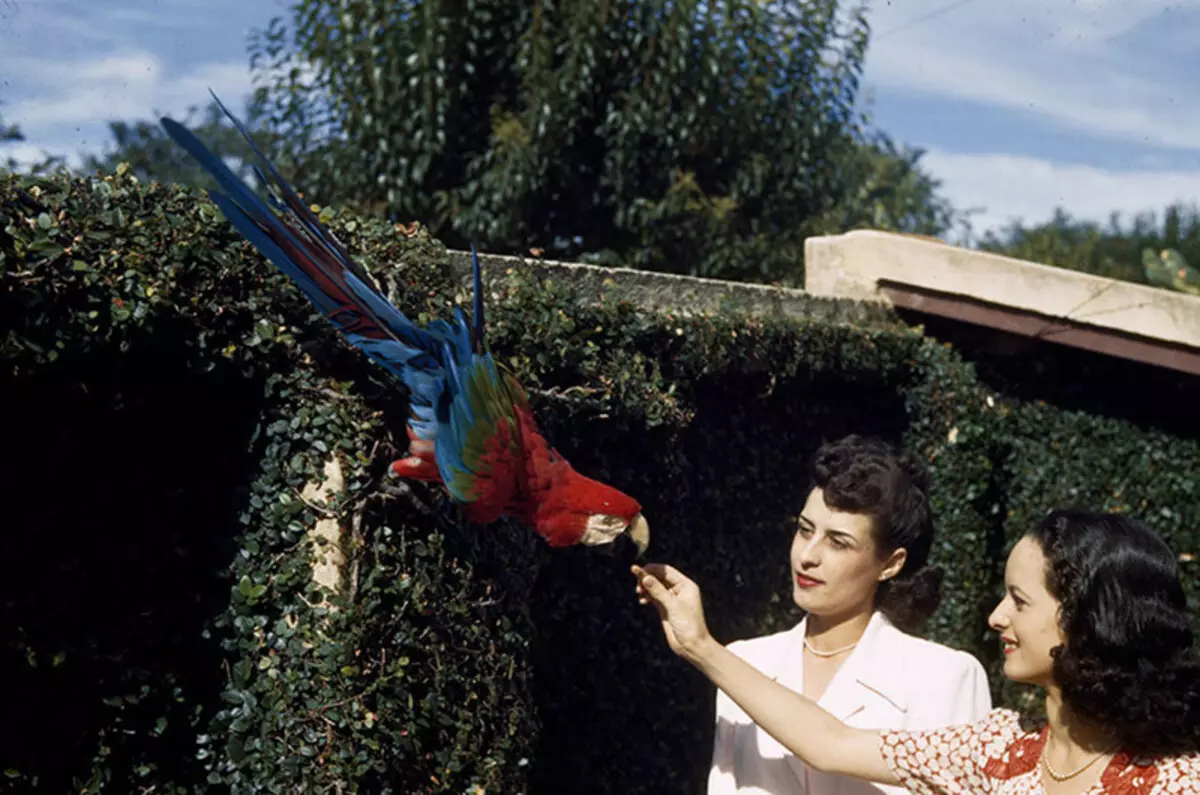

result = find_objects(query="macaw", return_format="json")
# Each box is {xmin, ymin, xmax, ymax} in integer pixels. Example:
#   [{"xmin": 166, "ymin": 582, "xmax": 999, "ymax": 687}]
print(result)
[{"xmin": 160, "ymin": 94, "xmax": 649, "ymax": 556}]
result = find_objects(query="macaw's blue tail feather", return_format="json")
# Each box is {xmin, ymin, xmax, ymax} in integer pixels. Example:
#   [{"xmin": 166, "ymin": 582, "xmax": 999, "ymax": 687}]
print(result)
[
  {"xmin": 205, "ymin": 89, "xmax": 365, "ymax": 283},
  {"xmin": 160, "ymin": 100, "xmax": 475, "ymax": 416},
  {"xmin": 470, "ymin": 244, "xmax": 485, "ymax": 354},
  {"xmin": 161, "ymin": 93, "xmax": 505, "ymax": 492}
]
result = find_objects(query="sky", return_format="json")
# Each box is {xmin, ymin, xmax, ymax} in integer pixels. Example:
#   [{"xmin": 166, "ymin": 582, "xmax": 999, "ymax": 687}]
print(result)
[{"xmin": 2, "ymin": 0, "xmax": 1198, "ymax": 242}]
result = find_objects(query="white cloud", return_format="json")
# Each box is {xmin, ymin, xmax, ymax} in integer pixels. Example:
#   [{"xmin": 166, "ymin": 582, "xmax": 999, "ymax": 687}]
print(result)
[
  {"xmin": 923, "ymin": 148, "xmax": 1200, "ymax": 237},
  {"xmin": 2, "ymin": 51, "xmax": 253, "ymax": 165},
  {"xmin": 9, "ymin": 53, "xmax": 249, "ymax": 128},
  {"xmin": 0, "ymin": 0, "xmax": 269, "ymax": 162},
  {"xmin": 870, "ymin": 0, "xmax": 1199, "ymax": 53},
  {"xmin": 863, "ymin": 0, "xmax": 1200, "ymax": 150},
  {"xmin": 2, "ymin": 141, "xmax": 72, "ymax": 169}
]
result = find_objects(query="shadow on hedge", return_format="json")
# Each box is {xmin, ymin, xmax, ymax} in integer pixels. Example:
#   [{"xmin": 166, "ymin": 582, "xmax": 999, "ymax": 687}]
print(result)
[
  {"xmin": 0, "ymin": 337, "xmax": 263, "ymax": 791},
  {"xmin": 901, "ymin": 311, "xmax": 1200, "ymax": 441}
]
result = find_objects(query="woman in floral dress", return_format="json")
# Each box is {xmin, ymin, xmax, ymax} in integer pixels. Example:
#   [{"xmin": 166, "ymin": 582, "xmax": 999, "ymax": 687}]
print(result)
[{"xmin": 634, "ymin": 509, "xmax": 1200, "ymax": 794}]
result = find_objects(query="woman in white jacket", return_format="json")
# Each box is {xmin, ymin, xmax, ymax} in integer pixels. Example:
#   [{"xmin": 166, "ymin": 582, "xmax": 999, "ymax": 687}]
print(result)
[{"xmin": 707, "ymin": 435, "xmax": 991, "ymax": 795}]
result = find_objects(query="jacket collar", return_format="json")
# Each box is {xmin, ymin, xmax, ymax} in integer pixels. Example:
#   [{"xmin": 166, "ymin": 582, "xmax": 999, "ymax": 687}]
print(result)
[{"xmin": 774, "ymin": 611, "xmax": 909, "ymax": 718}]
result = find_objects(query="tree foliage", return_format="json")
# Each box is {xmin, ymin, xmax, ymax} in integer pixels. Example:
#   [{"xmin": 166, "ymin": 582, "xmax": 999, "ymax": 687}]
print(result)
[
  {"xmin": 244, "ymin": 0, "xmax": 958, "ymax": 284},
  {"xmin": 810, "ymin": 128, "xmax": 966, "ymax": 242},
  {"xmin": 1, "ymin": 114, "xmax": 21, "ymax": 144},
  {"xmin": 5, "ymin": 1, "xmax": 964, "ymax": 285},
  {"xmin": 978, "ymin": 203, "xmax": 1200, "ymax": 294},
  {"xmin": 1, "ymin": 110, "xmax": 26, "ymax": 172}
]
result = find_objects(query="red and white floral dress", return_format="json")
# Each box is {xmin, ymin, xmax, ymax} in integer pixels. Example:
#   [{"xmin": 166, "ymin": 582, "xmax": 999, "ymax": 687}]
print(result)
[{"xmin": 878, "ymin": 708, "xmax": 1200, "ymax": 794}]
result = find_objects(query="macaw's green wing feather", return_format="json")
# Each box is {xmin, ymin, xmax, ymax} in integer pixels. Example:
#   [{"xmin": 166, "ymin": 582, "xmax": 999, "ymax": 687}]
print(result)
[{"xmin": 435, "ymin": 353, "xmax": 530, "ymax": 514}]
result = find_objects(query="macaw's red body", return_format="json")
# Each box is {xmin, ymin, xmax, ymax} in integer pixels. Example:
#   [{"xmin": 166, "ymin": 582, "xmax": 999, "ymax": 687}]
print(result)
[
  {"xmin": 161, "ymin": 93, "xmax": 649, "ymax": 555},
  {"xmin": 394, "ymin": 392, "xmax": 647, "ymax": 549}
]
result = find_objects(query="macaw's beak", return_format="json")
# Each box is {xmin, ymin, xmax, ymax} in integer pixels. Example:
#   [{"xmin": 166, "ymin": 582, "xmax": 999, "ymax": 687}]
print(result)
[
  {"xmin": 626, "ymin": 513, "xmax": 650, "ymax": 558},
  {"xmin": 587, "ymin": 512, "xmax": 650, "ymax": 563}
]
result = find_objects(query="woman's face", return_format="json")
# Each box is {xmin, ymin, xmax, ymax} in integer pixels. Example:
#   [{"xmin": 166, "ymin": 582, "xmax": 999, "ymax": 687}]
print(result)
[
  {"xmin": 987, "ymin": 535, "xmax": 1066, "ymax": 686},
  {"xmin": 789, "ymin": 487, "xmax": 906, "ymax": 619}
]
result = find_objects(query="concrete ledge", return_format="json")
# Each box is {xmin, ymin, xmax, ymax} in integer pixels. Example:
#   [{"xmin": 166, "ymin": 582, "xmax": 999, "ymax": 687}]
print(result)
[
  {"xmin": 444, "ymin": 249, "xmax": 900, "ymax": 329},
  {"xmin": 805, "ymin": 230, "xmax": 1200, "ymax": 375},
  {"xmin": 301, "ymin": 455, "xmax": 347, "ymax": 606}
]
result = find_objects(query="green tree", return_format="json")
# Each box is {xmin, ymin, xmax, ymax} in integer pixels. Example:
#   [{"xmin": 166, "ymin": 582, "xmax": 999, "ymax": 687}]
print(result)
[
  {"xmin": 979, "ymin": 203, "xmax": 1200, "ymax": 291},
  {"xmin": 2, "ymin": 110, "xmax": 25, "ymax": 172},
  {"xmin": 245, "ymin": 0, "xmax": 953, "ymax": 284},
  {"xmin": 1, "ymin": 105, "xmax": 71, "ymax": 175},
  {"xmin": 811, "ymin": 129, "xmax": 969, "ymax": 242},
  {"xmin": 1, "ymin": 114, "xmax": 21, "ymax": 143}
]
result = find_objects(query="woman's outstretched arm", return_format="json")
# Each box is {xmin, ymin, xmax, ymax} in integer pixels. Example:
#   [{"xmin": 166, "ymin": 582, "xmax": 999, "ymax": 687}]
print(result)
[{"xmin": 633, "ymin": 563, "xmax": 899, "ymax": 784}]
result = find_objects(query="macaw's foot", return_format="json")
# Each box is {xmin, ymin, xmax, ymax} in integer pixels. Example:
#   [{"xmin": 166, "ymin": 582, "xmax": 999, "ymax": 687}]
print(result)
[
  {"xmin": 390, "ymin": 456, "xmax": 441, "ymax": 481},
  {"xmin": 378, "ymin": 475, "xmax": 433, "ymax": 513}
]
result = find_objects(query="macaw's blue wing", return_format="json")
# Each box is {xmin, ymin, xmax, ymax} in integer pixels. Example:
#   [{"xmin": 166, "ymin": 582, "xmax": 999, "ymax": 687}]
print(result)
[{"xmin": 160, "ymin": 93, "xmax": 518, "ymax": 491}]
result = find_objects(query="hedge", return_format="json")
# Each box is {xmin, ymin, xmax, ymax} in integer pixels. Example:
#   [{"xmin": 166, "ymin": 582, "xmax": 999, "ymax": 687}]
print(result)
[{"xmin": 1, "ymin": 167, "xmax": 1195, "ymax": 794}]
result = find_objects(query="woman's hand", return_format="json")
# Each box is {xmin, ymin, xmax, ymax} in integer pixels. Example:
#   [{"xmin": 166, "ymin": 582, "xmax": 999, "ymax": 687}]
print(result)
[
  {"xmin": 632, "ymin": 563, "xmax": 718, "ymax": 663},
  {"xmin": 632, "ymin": 565, "xmax": 898, "ymax": 787}
]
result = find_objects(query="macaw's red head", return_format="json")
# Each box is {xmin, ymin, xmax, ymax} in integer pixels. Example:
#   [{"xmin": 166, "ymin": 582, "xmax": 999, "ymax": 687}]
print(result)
[{"xmin": 529, "ymin": 468, "xmax": 649, "ymax": 557}]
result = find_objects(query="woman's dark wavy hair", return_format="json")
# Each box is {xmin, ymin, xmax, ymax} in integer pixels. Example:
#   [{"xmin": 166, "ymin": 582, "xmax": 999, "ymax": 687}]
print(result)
[
  {"xmin": 1027, "ymin": 509, "xmax": 1200, "ymax": 756},
  {"xmin": 809, "ymin": 435, "xmax": 940, "ymax": 634}
]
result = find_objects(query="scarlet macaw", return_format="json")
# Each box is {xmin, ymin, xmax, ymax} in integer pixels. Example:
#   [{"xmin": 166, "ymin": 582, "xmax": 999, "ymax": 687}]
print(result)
[{"xmin": 160, "ymin": 95, "xmax": 649, "ymax": 556}]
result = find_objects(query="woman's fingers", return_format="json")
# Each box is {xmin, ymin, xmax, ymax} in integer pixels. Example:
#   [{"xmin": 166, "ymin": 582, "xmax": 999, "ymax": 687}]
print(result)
[
  {"xmin": 631, "ymin": 565, "xmax": 670, "ymax": 602},
  {"xmin": 638, "ymin": 562, "xmax": 689, "ymax": 588}
]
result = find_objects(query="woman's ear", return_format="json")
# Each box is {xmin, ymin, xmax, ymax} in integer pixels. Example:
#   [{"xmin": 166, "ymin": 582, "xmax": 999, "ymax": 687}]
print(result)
[{"xmin": 878, "ymin": 548, "xmax": 907, "ymax": 582}]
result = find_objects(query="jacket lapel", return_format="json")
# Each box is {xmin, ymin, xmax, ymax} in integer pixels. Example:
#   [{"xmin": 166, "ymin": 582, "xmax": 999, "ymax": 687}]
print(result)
[
  {"xmin": 782, "ymin": 613, "xmax": 912, "ymax": 793},
  {"xmin": 813, "ymin": 612, "xmax": 910, "ymax": 721},
  {"xmin": 770, "ymin": 617, "xmax": 808, "ymax": 694}
]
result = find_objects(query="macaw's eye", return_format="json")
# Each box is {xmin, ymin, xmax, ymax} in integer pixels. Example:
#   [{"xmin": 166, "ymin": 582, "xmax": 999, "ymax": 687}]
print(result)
[{"xmin": 595, "ymin": 515, "xmax": 627, "ymax": 528}]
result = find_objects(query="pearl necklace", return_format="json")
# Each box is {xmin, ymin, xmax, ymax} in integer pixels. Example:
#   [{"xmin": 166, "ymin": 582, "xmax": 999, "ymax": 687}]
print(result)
[
  {"xmin": 1040, "ymin": 740, "xmax": 1113, "ymax": 782},
  {"xmin": 803, "ymin": 637, "xmax": 859, "ymax": 657}
]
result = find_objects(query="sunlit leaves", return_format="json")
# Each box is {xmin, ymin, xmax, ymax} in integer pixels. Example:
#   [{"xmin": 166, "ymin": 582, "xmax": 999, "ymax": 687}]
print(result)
[{"xmin": 246, "ymin": 0, "xmax": 950, "ymax": 284}]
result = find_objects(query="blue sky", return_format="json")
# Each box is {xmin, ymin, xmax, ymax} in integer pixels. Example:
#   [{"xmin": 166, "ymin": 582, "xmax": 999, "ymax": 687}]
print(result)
[{"xmin": 3, "ymin": 0, "xmax": 1198, "ymax": 241}]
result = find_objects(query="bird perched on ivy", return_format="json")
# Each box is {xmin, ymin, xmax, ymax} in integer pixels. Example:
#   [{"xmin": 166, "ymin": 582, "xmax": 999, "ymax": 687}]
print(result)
[{"xmin": 160, "ymin": 92, "xmax": 649, "ymax": 557}]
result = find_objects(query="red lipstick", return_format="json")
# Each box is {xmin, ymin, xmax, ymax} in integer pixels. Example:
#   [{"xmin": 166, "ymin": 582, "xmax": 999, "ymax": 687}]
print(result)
[{"xmin": 795, "ymin": 573, "xmax": 823, "ymax": 588}]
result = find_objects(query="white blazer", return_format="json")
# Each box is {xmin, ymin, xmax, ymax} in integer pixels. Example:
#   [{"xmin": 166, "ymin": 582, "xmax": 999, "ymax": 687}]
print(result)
[{"xmin": 707, "ymin": 611, "xmax": 991, "ymax": 795}]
